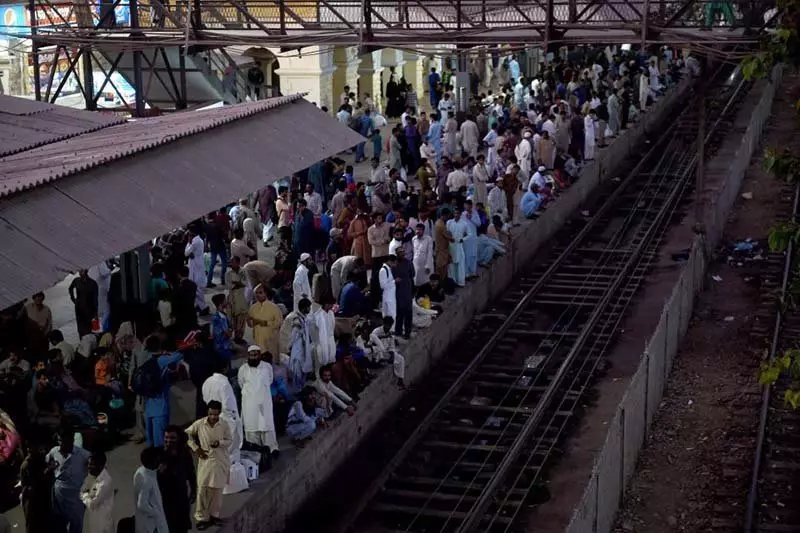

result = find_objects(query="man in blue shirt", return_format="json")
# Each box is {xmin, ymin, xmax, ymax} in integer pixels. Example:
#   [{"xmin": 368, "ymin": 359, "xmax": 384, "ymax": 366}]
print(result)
[
  {"xmin": 338, "ymin": 275, "xmax": 370, "ymax": 317},
  {"xmin": 143, "ymin": 336, "xmax": 184, "ymax": 447},
  {"xmin": 355, "ymin": 110, "xmax": 374, "ymax": 163},
  {"xmin": 428, "ymin": 67, "xmax": 441, "ymax": 108},
  {"xmin": 521, "ymin": 185, "xmax": 543, "ymax": 219}
]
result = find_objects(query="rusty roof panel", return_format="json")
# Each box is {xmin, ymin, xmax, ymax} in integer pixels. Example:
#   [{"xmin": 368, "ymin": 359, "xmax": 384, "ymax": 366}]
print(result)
[
  {"xmin": 0, "ymin": 94, "xmax": 312, "ymax": 198},
  {"xmin": 0, "ymin": 96, "xmax": 57, "ymax": 116},
  {"xmin": 0, "ymin": 96, "xmax": 127, "ymax": 159},
  {"xmin": 0, "ymin": 97, "xmax": 364, "ymax": 308}
]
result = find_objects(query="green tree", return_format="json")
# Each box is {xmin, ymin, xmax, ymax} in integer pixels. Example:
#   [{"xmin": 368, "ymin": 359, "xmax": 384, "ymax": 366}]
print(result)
[{"xmin": 746, "ymin": 0, "xmax": 800, "ymax": 406}]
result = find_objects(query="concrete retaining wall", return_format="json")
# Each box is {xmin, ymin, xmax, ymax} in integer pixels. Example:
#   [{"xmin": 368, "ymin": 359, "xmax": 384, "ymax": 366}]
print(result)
[
  {"xmin": 219, "ymin": 75, "xmax": 694, "ymax": 533},
  {"xmin": 565, "ymin": 65, "xmax": 784, "ymax": 533}
]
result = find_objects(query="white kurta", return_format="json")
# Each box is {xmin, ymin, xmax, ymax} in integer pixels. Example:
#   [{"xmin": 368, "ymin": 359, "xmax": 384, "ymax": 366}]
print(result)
[
  {"xmin": 584, "ymin": 116, "xmax": 596, "ymax": 161},
  {"xmin": 312, "ymin": 308, "xmax": 336, "ymax": 367},
  {"xmin": 515, "ymin": 138, "xmax": 532, "ymax": 175},
  {"xmin": 133, "ymin": 466, "xmax": 168, "ymax": 533},
  {"xmin": 237, "ymin": 362, "xmax": 278, "ymax": 450},
  {"xmin": 292, "ymin": 264, "xmax": 312, "ymax": 313},
  {"xmin": 412, "ymin": 235, "xmax": 434, "ymax": 286},
  {"xmin": 459, "ymin": 120, "xmax": 480, "ymax": 158},
  {"xmin": 202, "ymin": 373, "xmax": 243, "ymax": 464},
  {"xmin": 379, "ymin": 263, "xmax": 396, "ymax": 320},
  {"xmin": 639, "ymin": 73, "xmax": 649, "ymax": 111},
  {"xmin": 185, "ymin": 235, "xmax": 206, "ymax": 309},
  {"xmin": 88, "ymin": 261, "xmax": 111, "ymax": 323},
  {"xmin": 82, "ymin": 468, "xmax": 115, "ymax": 533},
  {"xmin": 472, "ymin": 163, "xmax": 489, "ymax": 206}
]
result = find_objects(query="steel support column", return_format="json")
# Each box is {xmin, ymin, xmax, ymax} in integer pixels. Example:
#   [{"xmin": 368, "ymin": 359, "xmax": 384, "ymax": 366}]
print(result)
[
  {"xmin": 130, "ymin": 0, "xmax": 146, "ymax": 116},
  {"xmin": 29, "ymin": 0, "xmax": 40, "ymax": 101}
]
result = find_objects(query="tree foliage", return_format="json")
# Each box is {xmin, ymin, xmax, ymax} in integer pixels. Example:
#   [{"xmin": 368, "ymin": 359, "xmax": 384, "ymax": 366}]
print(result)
[{"xmin": 747, "ymin": 0, "xmax": 800, "ymax": 405}]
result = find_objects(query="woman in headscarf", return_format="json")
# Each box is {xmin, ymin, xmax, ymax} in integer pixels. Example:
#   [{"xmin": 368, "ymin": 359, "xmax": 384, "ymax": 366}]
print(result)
[
  {"xmin": 385, "ymin": 75, "xmax": 402, "ymax": 118},
  {"xmin": 348, "ymin": 210, "xmax": 372, "ymax": 267}
]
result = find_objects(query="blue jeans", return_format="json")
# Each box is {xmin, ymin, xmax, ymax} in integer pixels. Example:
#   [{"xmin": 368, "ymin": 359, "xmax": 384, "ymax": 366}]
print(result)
[
  {"xmin": 207, "ymin": 248, "xmax": 228, "ymax": 286},
  {"xmin": 355, "ymin": 141, "xmax": 366, "ymax": 161}
]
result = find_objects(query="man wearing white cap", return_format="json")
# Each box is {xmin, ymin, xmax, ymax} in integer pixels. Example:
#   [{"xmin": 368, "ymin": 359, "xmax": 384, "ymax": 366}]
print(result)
[
  {"xmin": 292, "ymin": 253, "xmax": 313, "ymax": 313},
  {"xmin": 238, "ymin": 345, "xmax": 278, "ymax": 469},
  {"xmin": 528, "ymin": 165, "xmax": 547, "ymax": 191}
]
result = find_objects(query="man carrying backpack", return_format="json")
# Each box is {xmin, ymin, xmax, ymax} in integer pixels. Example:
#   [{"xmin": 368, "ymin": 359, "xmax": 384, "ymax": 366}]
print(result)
[{"xmin": 132, "ymin": 335, "xmax": 184, "ymax": 447}]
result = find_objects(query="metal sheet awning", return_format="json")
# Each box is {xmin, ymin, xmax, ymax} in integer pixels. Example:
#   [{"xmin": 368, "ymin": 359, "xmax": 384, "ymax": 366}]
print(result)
[{"xmin": 0, "ymin": 96, "xmax": 364, "ymax": 308}]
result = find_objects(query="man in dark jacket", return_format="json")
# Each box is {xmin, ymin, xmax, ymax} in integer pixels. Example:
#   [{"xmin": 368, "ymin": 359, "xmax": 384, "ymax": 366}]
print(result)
[{"xmin": 392, "ymin": 246, "xmax": 415, "ymax": 338}]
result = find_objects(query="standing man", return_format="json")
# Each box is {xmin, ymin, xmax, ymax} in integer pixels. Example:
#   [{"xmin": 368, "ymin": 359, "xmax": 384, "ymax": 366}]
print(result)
[
  {"xmin": 472, "ymin": 154, "xmax": 490, "ymax": 206},
  {"xmin": 186, "ymin": 401, "xmax": 232, "ymax": 530},
  {"xmin": 238, "ymin": 346, "xmax": 278, "ymax": 470},
  {"xmin": 412, "ymin": 223, "xmax": 434, "ymax": 287},
  {"xmin": 204, "ymin": 213, "xmax": 228, "ymax": 289},
  {"xmin": 133, "ymin": 447, "xmax": 169, "ymax": 533},
  {"xmin": 379, "ymin": 255, "xmax": 398, "ymax": 321},
  {"xmin": 80, "ymin": 452, "xmax": 114, "ymax": 533},
  {"xmin": 47, "ymin": 427, "xmax": 90, "ymax": 533},
  {"xmin": 459, "ymin": 115, "xmax": 481, "ymax": 159},
  {"xmin": 185, "ymin": 226, "xmax": 209, "ymax": 315},
  {"xmin": 202, "ymin": 359, "xmax": 243, "ymax": 466},
  {"xmin": 428, "ymin": 66, "xmax": 441, "ymax": 109},
  {"xmin": 139, "ymin": 336, "xmax": 184, "ymax": 448},
  {"xmin": 392, "ymin": 247, "xmax": 415, "ymax": 339},
  {"xmin": 434, "ymin": 209, "xmax": 454, "ymax": 282},
  {"xmin": 461, "ymin": 200, "xmax": 481, "ymax": 279},
  {"xmin": 225, "ymin": 255, "xmax": 248, "ymax": 344},
  {"xmin": 157, "ymin": 426, "xmax": 196, "ymax": 533},
  {"xmin": 68, "ymin": 269, "xmax": 98, "ymax": 338},
  {"xmin": 446, "ymin": 206, "xmax": 468, "ymax": 287},
  {"xmin": 292, "ymin": 253, "xmax": 313, "ymax": 313}
]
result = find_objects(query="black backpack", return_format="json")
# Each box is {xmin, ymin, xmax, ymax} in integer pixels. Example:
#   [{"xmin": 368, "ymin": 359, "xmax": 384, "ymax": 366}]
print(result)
[{"xmin": 131, "ymin": 357, "xmax": 164, "ymax": 398}]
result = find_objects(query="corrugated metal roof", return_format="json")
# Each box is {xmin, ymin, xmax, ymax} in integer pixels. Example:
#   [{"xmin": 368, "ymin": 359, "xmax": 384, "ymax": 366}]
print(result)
[
  {"xmin": 0, "ymin": 95, "xmax": 127, "ymax": 159},
  {"xmin": 0, "ymin": 94, "xmax": 311, "ymax": 198},
  {"xmin": 0, "ymin": 96, "xmax": 364, "ymax": 308}
]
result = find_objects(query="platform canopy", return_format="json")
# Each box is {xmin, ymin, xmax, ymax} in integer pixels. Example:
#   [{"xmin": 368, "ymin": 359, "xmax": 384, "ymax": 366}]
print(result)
[{"xmin": 0, "ymin": 94, "xmax": 364, "ymax": 308}]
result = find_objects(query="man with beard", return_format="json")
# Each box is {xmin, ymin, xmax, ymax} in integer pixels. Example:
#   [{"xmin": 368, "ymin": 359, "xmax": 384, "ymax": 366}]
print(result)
[{"xmin": 238, "ymin": 345, "xmax": 278, "ymax": 471}]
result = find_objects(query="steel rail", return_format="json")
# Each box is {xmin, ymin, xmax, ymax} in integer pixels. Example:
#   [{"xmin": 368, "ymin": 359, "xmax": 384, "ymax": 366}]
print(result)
[
  {"xmin": 426, "ymin": 114, "xmax": 705, "ymax": 532},
  {"xmin": 460, "ymin": 71, "xmax": 749, "ymax": 533},
  {"xmin": 743, "ymin": 182, "xmax": 800, "ymax": 533},
  {"xmin": 330, "ymin": 91, "xmax": 687, "ymax": 533}
]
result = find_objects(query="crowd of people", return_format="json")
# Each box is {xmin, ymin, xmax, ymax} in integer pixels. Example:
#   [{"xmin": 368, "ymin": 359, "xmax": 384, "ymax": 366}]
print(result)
[{"xmin": 0, "ymin": 45, "xmax": 686, "ymax": 533}]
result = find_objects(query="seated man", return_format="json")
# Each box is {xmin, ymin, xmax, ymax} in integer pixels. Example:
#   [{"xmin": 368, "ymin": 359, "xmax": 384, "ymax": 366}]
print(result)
[
  {"xmin": 312, "ymin": 364, "xmax": 355, "ymax": 418},
  {"xmin": 521, "ymin": 185, "xmax": 543, "ymax": 219},
  {"xmin": 476, "ymin": 224, "xmax": 507, "ymax": 266},
  {"xmin": 369, "ymin": 316, "xmax": 407, "ymax": 389}
]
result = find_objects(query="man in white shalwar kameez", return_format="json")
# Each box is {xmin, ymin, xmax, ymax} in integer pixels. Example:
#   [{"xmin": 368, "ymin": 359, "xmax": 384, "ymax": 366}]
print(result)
[
  {"xmin": 459, "ymin": 116, "xmax": 480, "ymax": 159},
  {"xmin": 488, "ymin": 178, "xmax": 508, "ymax": 220},
  {"xmin": 238, "ymin": 346, "xmax": 278, "ymax": 460},
  {"xmin": 472, "ymin": 154, "xmax": 490, "ymax": 206},
  {"xmin": 379, "ymin": 255, "xmax": 398, "ymax": 320},
  {"xmin": 412, "ymin": 224, "xmax": 434, "ymax": 287},
  {"xmin": 443, "ymin": 112, "xmax": 458, "ymax": 158},
  {"xmin": 446, "ymin": 208, "xmax": 468, "ymax": 287},
  {"xmin": 515, "ymin": 131, "xmax": 533, "ymax": 177},
  {"xmin": 370, "ymin": 316, "xmax": 406, "ymax": 386},
  {"xmin": 584, "ymin": 111, "xmax": 597, "ymax": 161},
  {"xmin": 81, "ymin": 452, "xmax": 115, "ymax": 533},
  {"xmin": 202, "ymin": 361, "xmax": 246, "ymax": 494},
  {"xmin": 311, "ymin": 301, "xmax": 337, "ymax": 369},
  {"xmin": 461, "ymin": 202, "xmax": 481, "ymax": 278},
  {"xmin": 639, "ymin": 68, "xmax": 650, "ymax": 111},
  {"xmin": 292, "ymin": 253, "xmax": 313, "ymax": 313},
  {"xmin": 133, "ymin": 448, "xmax": 169, "ymax": 533},
  {"xmin": 184, "ymin": 227, "xmax": 208, "ymax": 311}
]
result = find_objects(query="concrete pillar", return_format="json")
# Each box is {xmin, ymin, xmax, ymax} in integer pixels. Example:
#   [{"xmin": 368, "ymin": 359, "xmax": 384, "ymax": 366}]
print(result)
[
  {"xmin": 358, "ymin": 50, "xmax": 384, "ymax": 113},
  {"xmin": 273, "ymin": 45, "xmax": 335, "ymax": 111},
  {"xmin": 332, "ymin": 46, "xmax": 361, "ymax": 111}
]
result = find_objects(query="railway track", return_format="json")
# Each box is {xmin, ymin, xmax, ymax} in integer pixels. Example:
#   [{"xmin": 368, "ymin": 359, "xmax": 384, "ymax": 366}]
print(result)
[
  {"xmin": 743, "ymin": 182, "xmax": 800, "ymax": 533},
  {"xmin": 291, "ymin": 66, "xmax": 750, "ymax": 533}
]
